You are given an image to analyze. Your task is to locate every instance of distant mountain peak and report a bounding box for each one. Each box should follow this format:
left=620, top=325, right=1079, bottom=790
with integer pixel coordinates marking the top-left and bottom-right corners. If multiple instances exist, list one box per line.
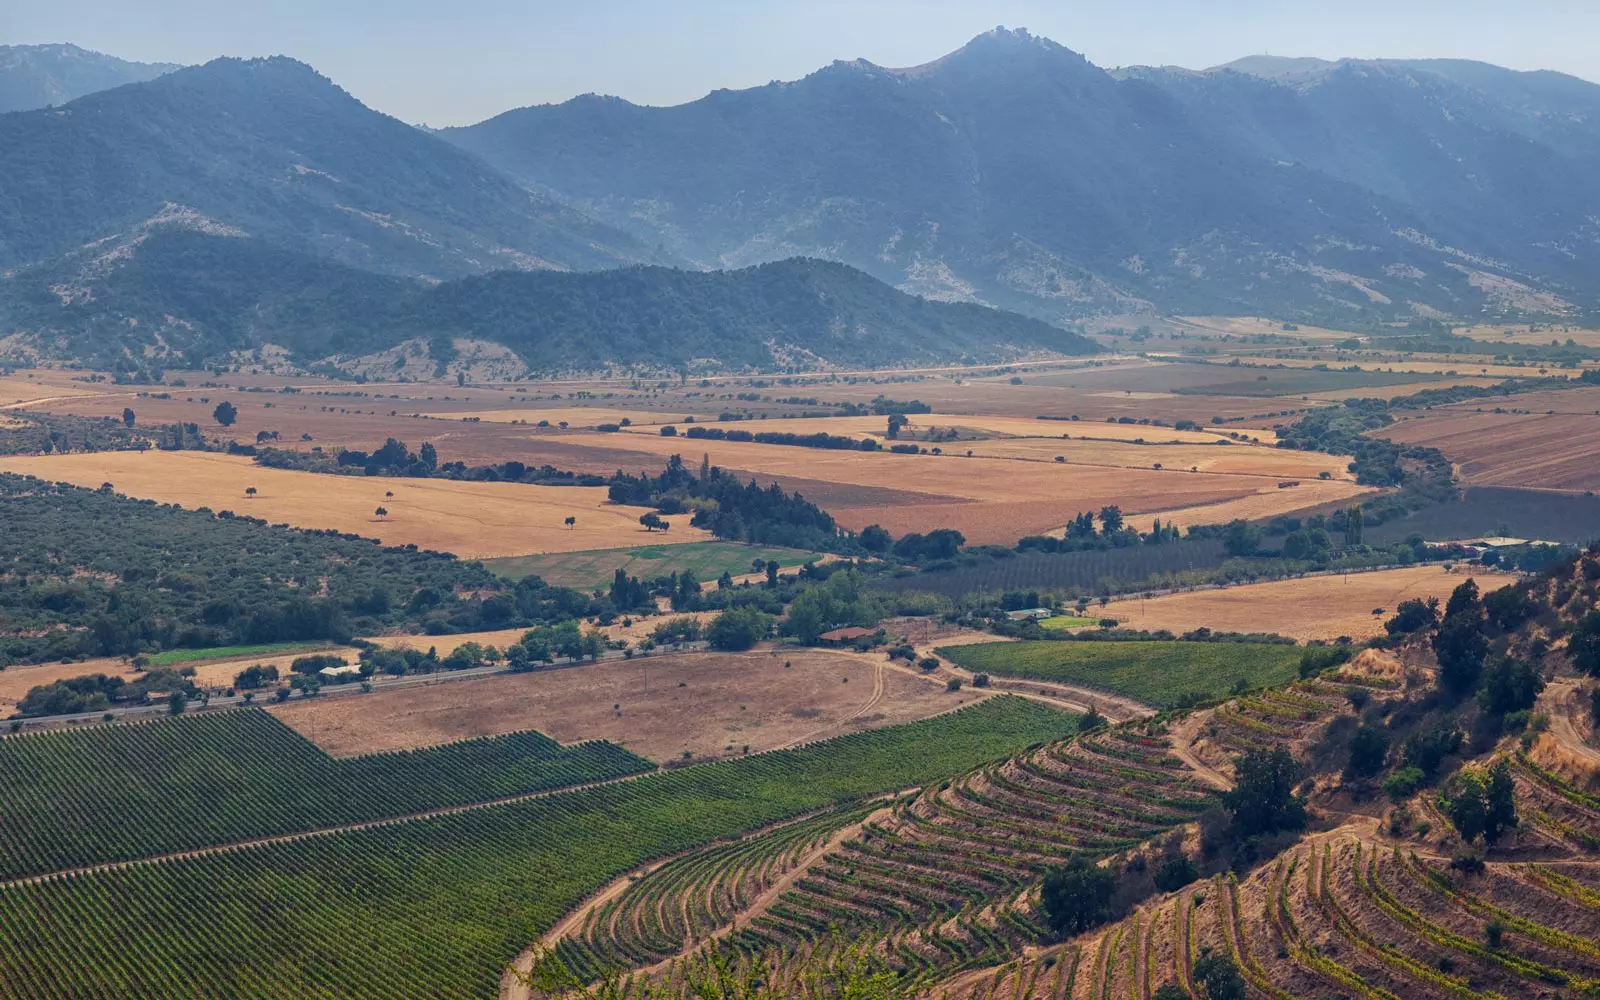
left=0, top=42, right=182, bottom=112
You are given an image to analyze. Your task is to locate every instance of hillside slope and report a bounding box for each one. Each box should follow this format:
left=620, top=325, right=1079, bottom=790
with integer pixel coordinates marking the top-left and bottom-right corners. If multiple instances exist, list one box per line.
left=0, top=56, right=652, bottom=279
left=0, top=229, right=1093, bottom=372
left=0, top=43, right=180, bottom=112
left=446, top=28, right=1600, bottom=324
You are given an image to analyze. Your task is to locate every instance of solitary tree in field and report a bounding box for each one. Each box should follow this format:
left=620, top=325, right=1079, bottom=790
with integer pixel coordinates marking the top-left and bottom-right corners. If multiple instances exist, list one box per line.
left=375, top=506, right=389, bottom=521
left=212, top=400, right=238, bottom=427
left=385, top=490, right=394, bottom=499
left=639, top=512, right=667, bottom=532
left=121, top=407, right=136, bottom=428
left=245, top=487, right=257, bottom=498
left=564, top=516, right=577, bottom=529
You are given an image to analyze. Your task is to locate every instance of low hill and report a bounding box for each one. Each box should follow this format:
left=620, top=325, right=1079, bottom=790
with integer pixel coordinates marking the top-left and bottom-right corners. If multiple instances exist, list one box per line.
left=0, top=43, right=180, bottom=113
left=0, top=56, right=651, bottom=278
left=0, top=229, right=1094, bottom=373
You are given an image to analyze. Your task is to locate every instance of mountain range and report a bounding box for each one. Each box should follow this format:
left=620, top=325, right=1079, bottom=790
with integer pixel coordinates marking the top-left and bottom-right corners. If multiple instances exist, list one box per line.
left=445, top=29, right=1600, bottom=325
left=0, top=43, right=179, bottom=113
left=2, top=31, right=1598, bottom=374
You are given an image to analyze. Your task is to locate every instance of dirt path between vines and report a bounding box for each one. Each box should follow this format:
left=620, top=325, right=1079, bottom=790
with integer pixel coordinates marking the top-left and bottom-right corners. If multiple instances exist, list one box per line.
left=1169, top=709, right=1233, bottom=791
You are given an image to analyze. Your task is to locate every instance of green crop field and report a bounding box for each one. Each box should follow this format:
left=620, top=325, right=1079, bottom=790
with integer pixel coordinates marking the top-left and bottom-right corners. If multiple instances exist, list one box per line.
left=0, top=710, right=652, bottom=880
left=482, top=540, right=819, bottom=589
left=1038, top=615, right=1098, bottom=631
left=0, top=696, right=1074, bottom=1000
left=143, top=640, right=336, bottom=666
left=937, top=640, right=1303, bottom=709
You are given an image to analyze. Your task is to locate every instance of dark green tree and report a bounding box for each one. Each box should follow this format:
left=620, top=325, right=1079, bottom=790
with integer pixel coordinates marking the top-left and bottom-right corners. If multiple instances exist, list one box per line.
left=1569, top=610, right=1600, bottom=677
left=1483, top=758, right=1518, bottom=845
left=1223, top=747, right=1306, bottom=837
left=1476, top=656, right=1544, bottom=716
left=212, top=400, right=237, bottom=427
left=1039, top=855, right=1116, bottom=935
left=706, top=606, right=772, bottom=651
left=1385, top=596, right=1439, bottom=635
left=1434, top=583, right=1488, bottom=698
left=1098, top=506, right=1124, bottom=534
left=1222, top=519, right=1260, bottom=556
left=1343, top=505, right=1363, bottom=547
left=1344, top=724, right=1390, bottom=780
left=1192, top=953, right=1246, bottom=1000
left=1447, top=770, right=1488, bottom=843
left=121, top=407, right=136, bottom=428
left=167, top=691, right=186, bottom=716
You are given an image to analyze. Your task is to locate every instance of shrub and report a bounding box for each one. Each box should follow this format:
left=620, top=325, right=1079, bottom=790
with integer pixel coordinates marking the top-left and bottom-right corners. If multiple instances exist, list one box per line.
left=1384, top=766, right=1425, bottom=801
left=1039, top=855, right=1116, bottom=935
left=972, top=673, right=990, bottom=687
left=1153, top=855, right=1198, bottom=893
left=705, top=606, right=773, bottom=651
left=946, top=678, right=962, bottom=692
left=917, top=656, right=940, bottom=672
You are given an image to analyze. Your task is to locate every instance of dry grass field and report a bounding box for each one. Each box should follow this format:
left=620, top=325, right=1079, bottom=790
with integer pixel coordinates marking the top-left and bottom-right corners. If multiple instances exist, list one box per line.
left=1381, top=409, right=1600, bottom=492
left=563, top=428, right=1349, bottom=544
left=951, top=436, right=1346, bottom=478
left=617, top=413, right=1273, bottom=445
left=268, top=648, right=966, bottom=760
left=0, top=370, right=109, bottom=407
left=1119, top=478, right=1374, bottom=534
left=0, top=450, right=709, bottom=557
left=416, top=407, right=678, bottom=427
left=1101, top=564, right=1521, bottom=640
left=1455, top=322, right=1600, bottom=349
left=1169, top=315, right=1363, bottom=342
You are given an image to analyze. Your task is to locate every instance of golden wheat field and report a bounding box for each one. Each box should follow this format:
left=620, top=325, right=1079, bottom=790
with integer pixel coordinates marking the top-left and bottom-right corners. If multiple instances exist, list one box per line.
left=0, top=451, right=709, bottom=557
left=1102, top=564, right=1521, bottom=640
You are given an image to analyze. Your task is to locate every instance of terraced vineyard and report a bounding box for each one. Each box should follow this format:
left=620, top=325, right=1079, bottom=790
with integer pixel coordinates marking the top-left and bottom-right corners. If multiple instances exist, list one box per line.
left=0, top=709, right=653, bottom=880
left=948, top=835, right=1600, bottom=1000
left=0, top=697, right=1074, bottom=1000
left=550, top=722, right=1219, bottom=982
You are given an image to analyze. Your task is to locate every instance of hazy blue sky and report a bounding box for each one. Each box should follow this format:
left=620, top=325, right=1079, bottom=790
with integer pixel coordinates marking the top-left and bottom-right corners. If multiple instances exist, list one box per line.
left=9, top=0, right=1598, bottom=125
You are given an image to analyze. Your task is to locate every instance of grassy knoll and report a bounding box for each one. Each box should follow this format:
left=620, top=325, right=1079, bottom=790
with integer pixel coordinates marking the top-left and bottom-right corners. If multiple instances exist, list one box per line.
left=0, top=696, right=1074, bottom=1000
left=483, top=540, right=818, bottom=589
left=144, top=640, right=334, bottom=666
left=937, top=640, right=1302, bottom=709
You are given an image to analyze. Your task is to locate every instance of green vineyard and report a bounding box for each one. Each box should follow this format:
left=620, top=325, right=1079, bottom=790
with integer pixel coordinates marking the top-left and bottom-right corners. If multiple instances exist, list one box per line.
left=0, top=696, right=1075, bottom=999
left=553, top=721, right=1217, bottom=982
left=937, top=639, right=1304, bottom=708
left=0, top=709, right=653, bottom=880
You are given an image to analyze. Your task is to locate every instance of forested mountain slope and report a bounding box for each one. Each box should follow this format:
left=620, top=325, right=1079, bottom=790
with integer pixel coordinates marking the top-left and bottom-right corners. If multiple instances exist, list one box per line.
left=447, top=28, right=1600, bottom=324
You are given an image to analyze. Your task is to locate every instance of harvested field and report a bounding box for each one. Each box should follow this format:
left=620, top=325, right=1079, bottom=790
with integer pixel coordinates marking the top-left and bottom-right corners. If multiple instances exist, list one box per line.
left=415, top=407, right=676, bottom=427
left=1118, top=478, right=1374, bottom=534
left=1171, top=316, right=1365, bottom=342
left=1216, top=353, right=1566, bottom=379
left=1380, top=410, right=1600, bottom=492
left=0, top=648, right=352, bottom=708
left=1100, top=565, right=1521, bottom=641
left=0, top=370, right=108, bottom=407
left=268, top=648, right=968, bottom=760
left=954, top=437, right=1347, bottom=479
left=621, top=413, right=1268, bottom=445
left=0, top=450, right=709, bottom=558
left=1455, top=322, right=1600, bottom=349
left=564, top=429, right=1336, bottom=544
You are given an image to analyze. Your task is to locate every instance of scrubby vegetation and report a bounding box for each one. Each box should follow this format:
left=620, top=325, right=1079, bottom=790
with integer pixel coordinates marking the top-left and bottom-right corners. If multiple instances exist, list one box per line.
left=0, top=473, right=603, bottom=667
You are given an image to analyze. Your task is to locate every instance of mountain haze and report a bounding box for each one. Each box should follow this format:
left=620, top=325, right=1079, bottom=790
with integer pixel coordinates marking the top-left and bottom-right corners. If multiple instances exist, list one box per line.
left=0, top=229, right=1090, bottom=373
left=0, top=43, right=180, bottom=113
left=447, top=28, right=1600, bottom=324
left=0, top=56, right=653, bottom=279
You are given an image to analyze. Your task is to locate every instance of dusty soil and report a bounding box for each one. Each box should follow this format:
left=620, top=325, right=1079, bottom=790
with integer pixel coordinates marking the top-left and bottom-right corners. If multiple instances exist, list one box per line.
left=1380, top=410, right=1600, bottom=492
left=267, top=647, right=969, bottom=760
left=1100, top=565, right=1521, bottom=641
left=0, top=450, right=709, bottom=558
